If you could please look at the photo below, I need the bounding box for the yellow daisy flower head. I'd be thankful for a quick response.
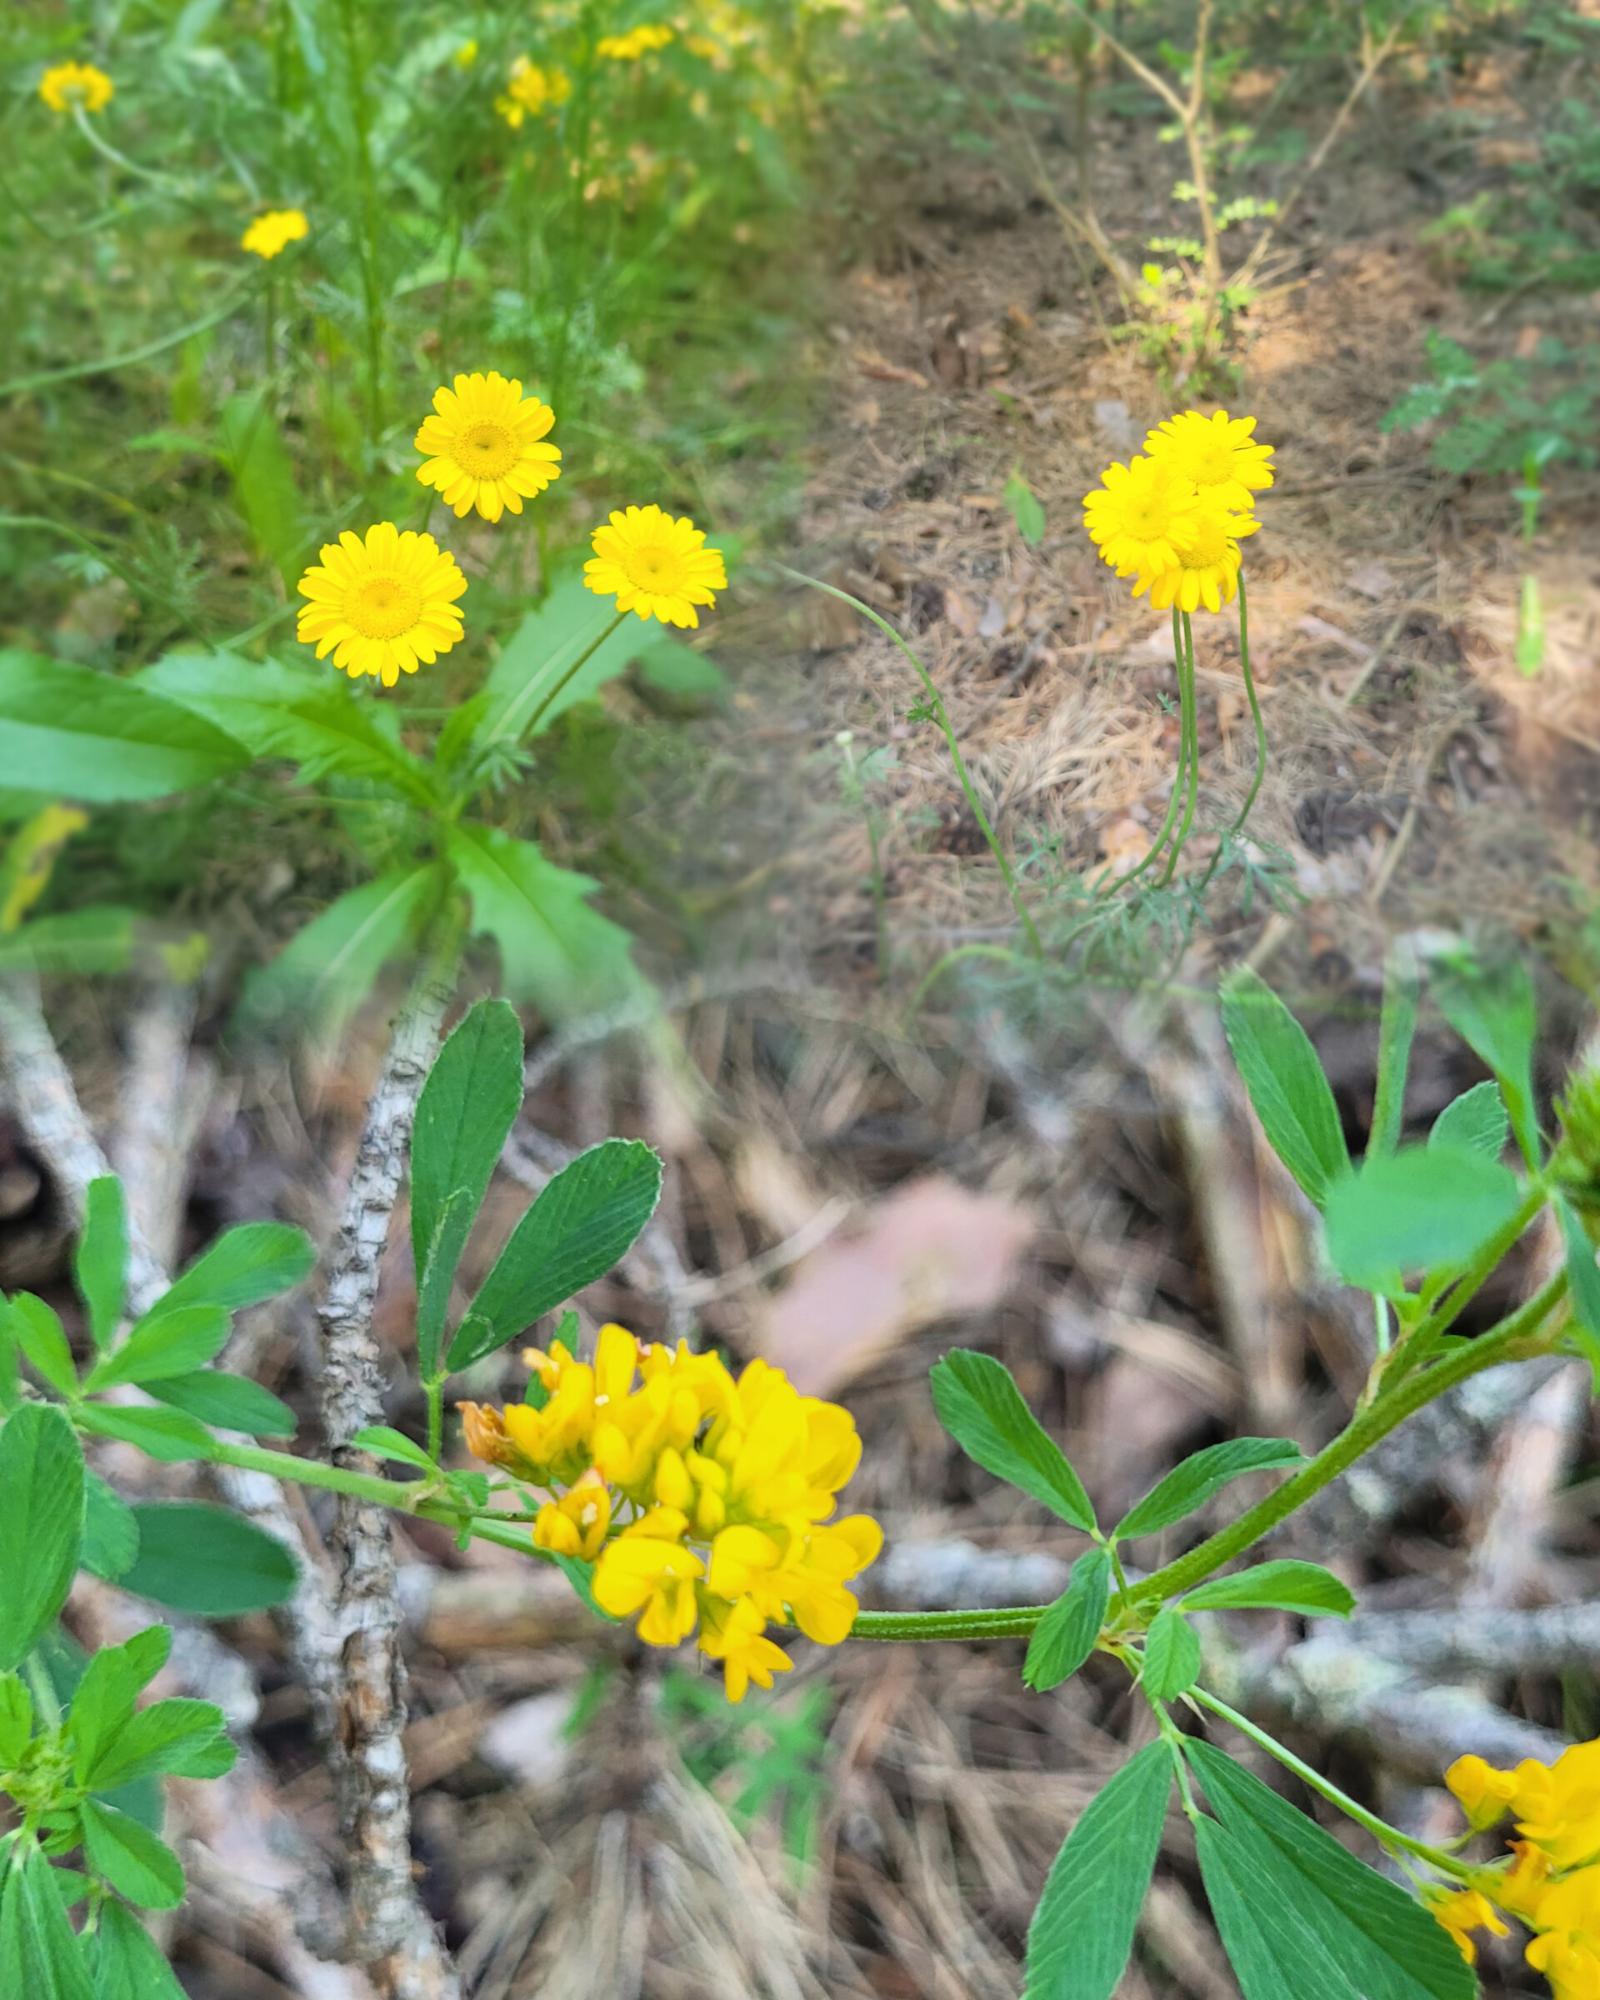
[583,504,727,628]
[295,523,467,689]
[494,54,572,127]
[1083,454,1201,581]
[40,61,114,114]
[597,23,675,59]
[1143,409,1275,512]
[1133,502,1258,614]
[240,209,309,260]
[414,371,561,523]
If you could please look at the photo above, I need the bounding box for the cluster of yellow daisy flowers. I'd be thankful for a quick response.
[1427,1740,1600,1995]
[597,23,675,61]
[495,54,572,129]
[1082,409,1274,616]
[294,369,726,687]
[459,1325,882,1701]
[38,60,114,115]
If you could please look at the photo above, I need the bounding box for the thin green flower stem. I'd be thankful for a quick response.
[1157,611,1200,888]
[1126,1267,1567,1612]
[1186,1684,1476,1882]
[0,284,256,399]
[845,1269,1567,1644]
[774,565,1043,957]
[1100,608,1193,894]
[471,609,632,776]
[70,106,183,190]
[336,0,387,455]
[1228,570,1268,836]
[904,941,1030,1018]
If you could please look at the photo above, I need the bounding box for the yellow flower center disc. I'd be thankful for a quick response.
[625,544,676,589]
[458,422,519,478]
[351,574,424,641]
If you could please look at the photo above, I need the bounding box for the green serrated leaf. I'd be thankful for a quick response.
[0,1405,84,1670]
[1428,1079,1510,1160]
[81,1472,140,1581]
[0,1673,32,1765]
[1369,951,1419,1159]
[117,1501,297,1617]
[0,908,138,978]
[0,1837,94,2000]
[411,998,524,1380]
[1023,1740,1170,2000]
[1141,1607,1202,1699]
[447,825,644,1021]
[1322,1145,1526,1296]
[68,1626,173,1785]
[0,650,247,806]
[1220,970,1349,1208]
[1557,1195,1600,1391]
[219,391,302,588]
[1194,1813,1364,2000]
[79,1800,184,1910]
[1181,1559,1354,1617]
[81,1695,233,1792]
[146,1370,297,1437]
[141,652,438,809]
[928,1350,1096,1532]
[76,1403,215,1463]
[446,1139,664,1373]
[1186,1740,1473,2000]
[8,1294,77,1398]
[84,1901,188,2000]
[84,1304,230,1392]
[157,1221,316,1315]
[1113,1437,1303,1541]
[349,1425,434,1471]
[1432,953,1540,1168]
[238,864,447,1037]
[1023,1548,1112,1691]
[473,580,648,754]
[73,1179,127,1350]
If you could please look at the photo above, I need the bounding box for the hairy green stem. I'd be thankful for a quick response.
[1228,570,1268,835]
[775,565,1043,956]
[845,1269,1567,1643]
[1158,611,1200,888]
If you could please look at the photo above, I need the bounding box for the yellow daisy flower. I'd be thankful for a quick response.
[1133,503,1258,614]
[1143,409,1275,512]
[583,505,728,628]
[596,24,675,60]
[1083,455,1202,581]
[494,54,572,128]
[414,371,562,523]
[240,209,309,260]
[40,61,114,114]
[295,523,467,688]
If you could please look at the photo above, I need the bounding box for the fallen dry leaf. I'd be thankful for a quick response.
[753,1176,1035,1395]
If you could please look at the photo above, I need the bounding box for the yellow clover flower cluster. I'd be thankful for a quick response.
[1082,409,1274,616]
[495,54,572,129]
[293,370,726,686]
[459,1324,882,1702]
[39,61,114,115]
[596,23,676,60]
[1427,1741,1600,1995]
